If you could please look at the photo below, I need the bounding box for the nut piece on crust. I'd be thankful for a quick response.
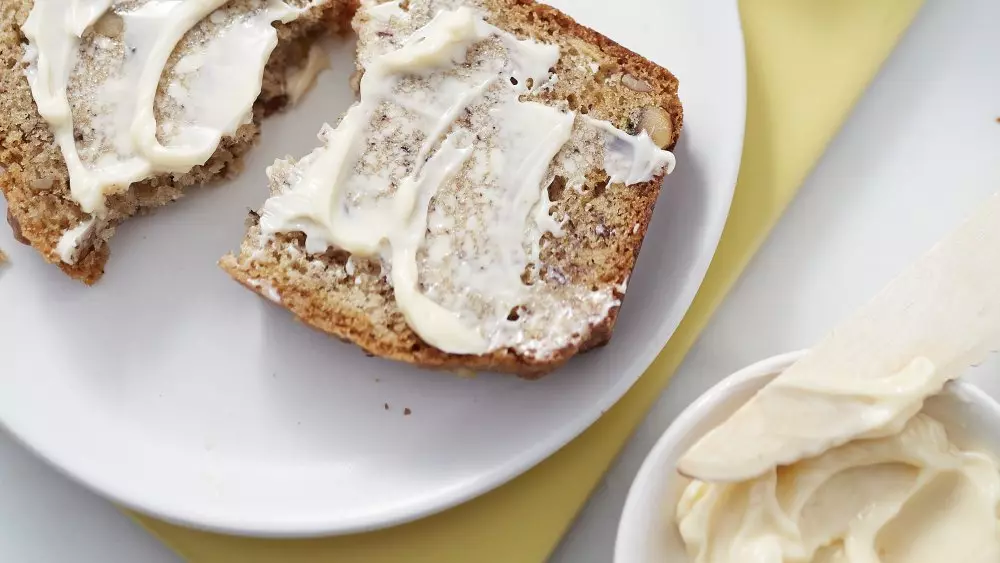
[638,106,674,149]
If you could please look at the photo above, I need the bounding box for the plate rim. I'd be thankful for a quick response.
[0,0,746,538]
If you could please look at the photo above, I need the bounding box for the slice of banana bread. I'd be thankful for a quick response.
[222,0,683,378]
[0,0,356,284]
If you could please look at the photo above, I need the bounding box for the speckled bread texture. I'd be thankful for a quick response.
[0,0,357,284]
[221,0,683,379]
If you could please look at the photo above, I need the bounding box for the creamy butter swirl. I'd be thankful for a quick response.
[677,413,1000,563]
[676,358,1000,563]
[679,357,951,483]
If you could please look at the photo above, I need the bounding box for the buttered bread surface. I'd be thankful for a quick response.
[0,0,353,283]
[223,0,683,378]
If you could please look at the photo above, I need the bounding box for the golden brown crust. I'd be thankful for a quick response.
[0,0,357,284]
[223,246,617,379]
[223,0,683,379]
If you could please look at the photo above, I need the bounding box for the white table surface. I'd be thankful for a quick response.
[2,0,998,561]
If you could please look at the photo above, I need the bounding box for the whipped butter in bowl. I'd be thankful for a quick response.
[614,350,1000,563]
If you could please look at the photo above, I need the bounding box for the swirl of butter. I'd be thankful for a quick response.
[676,413,1000,563]
[678,357,951,483]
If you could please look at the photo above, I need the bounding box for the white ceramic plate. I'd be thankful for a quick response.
[0,0,745,537]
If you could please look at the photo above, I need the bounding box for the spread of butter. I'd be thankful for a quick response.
[679,357,951,483]
[676,359,1000,562]
[56,216,98,263]
[677,412,1000,563]
[258,1,675,356]
[22,0,318,262]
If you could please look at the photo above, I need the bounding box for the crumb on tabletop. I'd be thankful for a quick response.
[403,407,412,416]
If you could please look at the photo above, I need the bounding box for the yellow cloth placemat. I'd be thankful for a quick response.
[132,0,923,560]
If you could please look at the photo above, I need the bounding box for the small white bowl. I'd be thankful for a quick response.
[614,350,1000,563]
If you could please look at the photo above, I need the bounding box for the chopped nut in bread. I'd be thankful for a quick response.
[639,106,675,149]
